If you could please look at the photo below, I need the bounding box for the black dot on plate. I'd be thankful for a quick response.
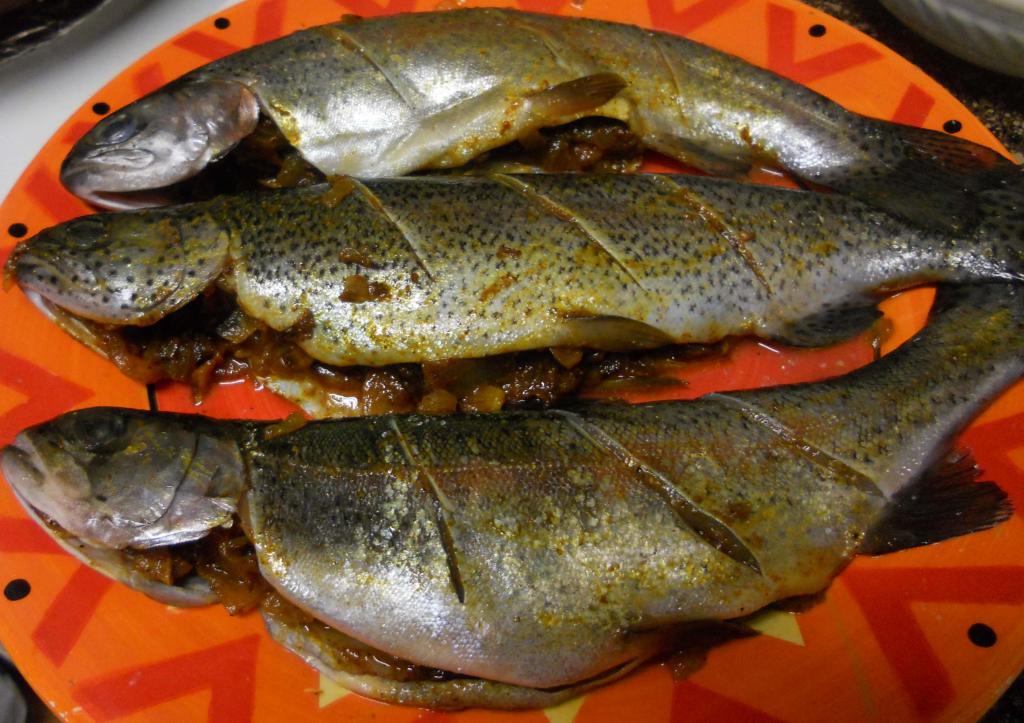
[943,119,962,134]
[968,623,997,648]
[8,222,27,238]
[4,579,30,601]
[92,102,110,116]
[214,17,230,30]
[809,24,827,37]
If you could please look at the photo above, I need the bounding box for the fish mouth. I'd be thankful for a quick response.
[1,429,91,530]
[0,453,580,702]
[3,435,69,538]
[2,437,218,607]
[61,154,180,211]
[22,290,107,354]
[1,434,45,500]
[59,175,174,211]
[12,255,91,309]
[75,189,174,212]
[17,254,185,328]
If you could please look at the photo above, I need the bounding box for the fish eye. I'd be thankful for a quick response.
[97,115,139,146]
[74,415,128,452]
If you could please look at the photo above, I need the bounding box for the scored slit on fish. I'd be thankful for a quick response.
[503,15,575,72]
[550,409,763,574]
[653,36,690,131]
[318,26,421,110]
[11,172,1024,413]
[493,174,649,291]
[388,418,467,604]
[56,7,1016,237]
[655,175,774,297]
[2,284,1019,709]
[349,178,435,280]
[709,393,883,496]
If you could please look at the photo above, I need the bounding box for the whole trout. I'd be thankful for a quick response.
[1,283,1016,709]
[10,173,1024,413]
[60,9,1015,231]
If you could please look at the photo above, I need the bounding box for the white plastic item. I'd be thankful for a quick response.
[0,0,237,205]
[880,0,1024,77]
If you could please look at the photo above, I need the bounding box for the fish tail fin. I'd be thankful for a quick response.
[861,448,1012,555]
[836,122,1019,234]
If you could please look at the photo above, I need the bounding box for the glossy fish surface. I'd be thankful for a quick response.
[10,173,1024,414]
[0,283,1016,709]
[60,9,1016,230]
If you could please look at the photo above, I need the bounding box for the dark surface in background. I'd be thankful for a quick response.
[804,2,1023,719]
[0,0,107,63]
[805,0,1023,158]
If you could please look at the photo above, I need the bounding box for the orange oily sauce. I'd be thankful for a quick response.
[122,523,459,683]
[95,288,712,414]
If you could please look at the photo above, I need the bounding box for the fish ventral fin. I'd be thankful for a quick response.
[774,303,882,347]
[558,315,675,351]
[860,448,1013,555]
[844,122,1017,234]
[524,72,626,121]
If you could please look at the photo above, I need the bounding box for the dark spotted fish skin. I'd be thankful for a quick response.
[3,284,1019,698]
[243,396,875,688]
[13,174,1024,369]
[62,9,1016,227]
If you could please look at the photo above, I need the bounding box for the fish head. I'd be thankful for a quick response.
[1,408,245,549]
[60,79,260,210]
[8,208,228,325]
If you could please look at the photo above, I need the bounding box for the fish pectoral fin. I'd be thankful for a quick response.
[556,315,674,351]
[772,303,882,348]
[860,448,1012,555]
[521,72,627,124]
[836,121,1018,234]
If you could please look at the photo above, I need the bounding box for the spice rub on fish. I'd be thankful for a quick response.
[10,173,1024,415]
[60,8,1017,231]
[1,283,1016,709]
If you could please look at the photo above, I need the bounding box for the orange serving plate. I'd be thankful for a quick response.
[0,1,1022,721]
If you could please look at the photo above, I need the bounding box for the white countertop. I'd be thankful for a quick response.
[0,0,238,204]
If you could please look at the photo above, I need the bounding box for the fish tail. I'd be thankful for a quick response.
[833,121,1019,234]
[785,282,1024,500]
[861,447,1012,555]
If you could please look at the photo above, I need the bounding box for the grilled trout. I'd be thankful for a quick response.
[10,173,1024,415]
[0,283,1016,709]
[60,8,1016,231]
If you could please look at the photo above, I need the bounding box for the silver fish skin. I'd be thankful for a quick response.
[10,173,1024,396]
[60,9,1016,230]
[0,410,245,550]
[0,283,1016,706]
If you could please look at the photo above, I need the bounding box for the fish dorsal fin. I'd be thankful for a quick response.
[860,449,1013,555]
[773,303,882,347]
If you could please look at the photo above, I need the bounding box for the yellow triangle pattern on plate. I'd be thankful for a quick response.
[743,609,805,646]
[318,672,354,708]
[544,694,587,723]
